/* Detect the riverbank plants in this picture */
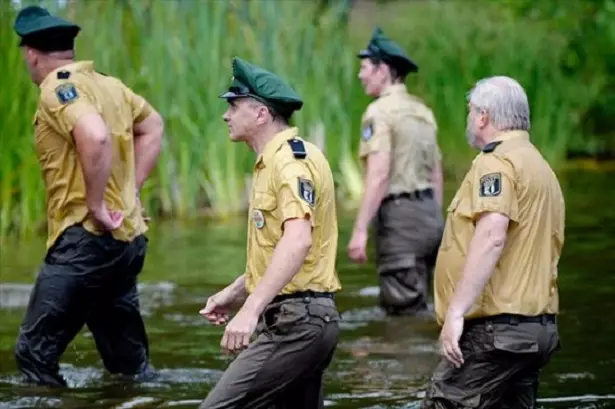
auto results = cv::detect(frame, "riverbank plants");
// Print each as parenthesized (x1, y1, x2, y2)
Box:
(0, 0, 602, 242)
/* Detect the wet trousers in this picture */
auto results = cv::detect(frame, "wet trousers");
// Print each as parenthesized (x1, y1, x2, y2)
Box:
(199, 295, 340, 409)
(374, 191, 443, 315)
(421, 314, 561, 409)
(14, 224, 151, 387)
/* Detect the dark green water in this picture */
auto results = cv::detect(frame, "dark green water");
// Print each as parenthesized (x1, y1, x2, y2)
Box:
(1, 170, 614, 408)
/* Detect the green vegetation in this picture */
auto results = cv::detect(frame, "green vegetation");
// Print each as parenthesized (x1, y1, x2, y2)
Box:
(0, 0, 611, 242)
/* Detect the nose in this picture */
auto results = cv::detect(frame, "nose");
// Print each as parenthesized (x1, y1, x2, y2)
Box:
(222, 111, 230, 122)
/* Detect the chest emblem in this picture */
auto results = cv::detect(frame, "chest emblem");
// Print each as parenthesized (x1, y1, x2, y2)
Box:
(252, 209, 265, 229)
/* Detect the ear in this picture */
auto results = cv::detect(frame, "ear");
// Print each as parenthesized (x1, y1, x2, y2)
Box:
(254, 104, 269, 126)
(26, 47, 38, 65)
(478, 110, 489, 129)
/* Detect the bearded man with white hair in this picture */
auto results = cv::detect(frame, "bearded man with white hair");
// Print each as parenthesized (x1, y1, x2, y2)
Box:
(421, 76, 565, 409)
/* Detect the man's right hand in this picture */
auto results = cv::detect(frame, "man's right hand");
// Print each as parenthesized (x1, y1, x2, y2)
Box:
(199, 289, 237, 325)
(90, 203, 124, 231)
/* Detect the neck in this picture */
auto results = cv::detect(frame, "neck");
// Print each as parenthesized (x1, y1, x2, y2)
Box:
(37, 58, 74, 85)
(247, 123, 290, 155)
(377, 80, 400, 97)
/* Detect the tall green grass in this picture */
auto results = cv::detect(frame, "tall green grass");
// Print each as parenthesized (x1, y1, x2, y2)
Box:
(0, 0, 602, 242)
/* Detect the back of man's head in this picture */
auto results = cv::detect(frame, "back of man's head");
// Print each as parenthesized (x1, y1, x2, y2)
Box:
(467, 76, 531, 132)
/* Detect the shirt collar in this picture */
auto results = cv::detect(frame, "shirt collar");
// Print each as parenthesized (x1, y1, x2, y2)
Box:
(39, 60, 94, 90)
(380, 83, 407, 98)
(255, 127, 299, 169)
(492, 130, 530, 143)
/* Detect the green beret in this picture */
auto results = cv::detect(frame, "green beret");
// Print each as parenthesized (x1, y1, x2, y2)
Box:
(13, 5, 80, 51)
(220, 57, 303, 119)
(358, 27, 418, 75)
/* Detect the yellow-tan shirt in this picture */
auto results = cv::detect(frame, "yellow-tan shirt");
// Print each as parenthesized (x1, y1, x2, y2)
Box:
(35, 61, 153, 250)
(434, 130, 565, 324)
(359, 83, 441, 195)
(245, 127, 342, 295)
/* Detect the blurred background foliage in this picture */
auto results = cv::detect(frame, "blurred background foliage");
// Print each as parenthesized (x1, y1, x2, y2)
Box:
(1, 0, 613, 242)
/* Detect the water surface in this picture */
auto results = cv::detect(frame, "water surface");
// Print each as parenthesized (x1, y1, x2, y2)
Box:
(1, 170, 614, 408)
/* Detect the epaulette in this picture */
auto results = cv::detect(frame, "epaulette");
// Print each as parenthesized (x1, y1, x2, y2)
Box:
(482, 141, 502, 153)
(287, 139, 307, 159)
(56, 70, 70, 80)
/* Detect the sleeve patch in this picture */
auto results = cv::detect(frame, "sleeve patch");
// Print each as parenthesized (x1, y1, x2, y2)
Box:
(55, 83, 79, 104)
(361, 119, 373, 141)
(479, 172, 502, 197)
(298, 177, 316, 207)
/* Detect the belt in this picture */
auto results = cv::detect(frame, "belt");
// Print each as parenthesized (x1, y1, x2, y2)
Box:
(271, 290, 334, 304)
(382, 189, 433, 204)
(466, 313, 556, 326)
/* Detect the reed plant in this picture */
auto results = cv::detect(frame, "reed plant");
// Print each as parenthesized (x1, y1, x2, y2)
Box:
(0, 0, 602, 242)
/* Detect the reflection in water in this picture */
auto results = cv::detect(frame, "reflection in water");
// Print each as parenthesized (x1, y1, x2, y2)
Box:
(1, 171, 615, 408)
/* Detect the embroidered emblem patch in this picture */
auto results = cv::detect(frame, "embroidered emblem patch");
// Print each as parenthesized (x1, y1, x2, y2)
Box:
(55, 83, 79, 104)
(479, 172, 502, 197)
(361, 120, 373, 141)
(298, 177, 315, 207)
(252, 209, 265, 229)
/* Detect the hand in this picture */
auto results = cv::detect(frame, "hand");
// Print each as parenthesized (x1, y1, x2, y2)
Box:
(199, 288, 237, 325)
(439, 312, 465, 368)
(220, 307, 259, 354)
(347, 229, 368, 263)
(90, 203, 124, 231)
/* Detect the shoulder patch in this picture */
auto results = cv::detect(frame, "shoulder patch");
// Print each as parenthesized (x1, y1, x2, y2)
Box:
(287, 139, 307, 159)
(482, 141, 502, 153)
(298, 177, 315, 207)
(479, 172, 502, 197)
(361, 119, 373, 141)
(55, 83, 79, 105)
(56, 70, 71, 80)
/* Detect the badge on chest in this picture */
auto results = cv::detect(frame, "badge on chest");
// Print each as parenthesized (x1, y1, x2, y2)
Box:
(252, 209, 265, 229)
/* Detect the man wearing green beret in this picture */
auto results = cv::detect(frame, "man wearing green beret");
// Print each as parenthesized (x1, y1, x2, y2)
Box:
(198, 57, 342, 408)
(12, 5, 164, 386)
(347, 27, 444, 318)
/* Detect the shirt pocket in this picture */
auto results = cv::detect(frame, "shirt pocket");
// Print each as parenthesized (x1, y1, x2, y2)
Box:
(251, 191, 279, 248)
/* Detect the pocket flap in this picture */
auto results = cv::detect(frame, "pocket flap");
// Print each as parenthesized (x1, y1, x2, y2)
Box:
(253, 191, 277, 211)
(493, 324, 539, 353)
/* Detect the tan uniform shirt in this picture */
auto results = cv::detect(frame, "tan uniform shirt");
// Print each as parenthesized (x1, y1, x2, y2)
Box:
(434, 130, 565, 324)
(245, 127, 342, 295)
(359, 83, 441, 195)
(35, 61, 153, 250)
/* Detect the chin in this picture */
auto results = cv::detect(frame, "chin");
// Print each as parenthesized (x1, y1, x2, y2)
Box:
(228, 133, 243, 142)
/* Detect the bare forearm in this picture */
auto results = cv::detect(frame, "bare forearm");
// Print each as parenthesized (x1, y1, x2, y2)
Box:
(228, 274, 248, 299)
(134, 134, 162, 190)
(447, 234, 505, 318)
(354, 175, 388, 233)
(80, 137, 112, 210)
(242, 235, 310, 315)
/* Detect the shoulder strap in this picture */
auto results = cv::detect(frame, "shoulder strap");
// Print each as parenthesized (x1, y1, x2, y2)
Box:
(287, 139, 307, 159)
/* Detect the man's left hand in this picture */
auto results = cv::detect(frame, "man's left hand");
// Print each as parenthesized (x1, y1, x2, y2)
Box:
(439, 312, 465, 368)
(220, 307, 259, 353)
(347, 229, 368, 263)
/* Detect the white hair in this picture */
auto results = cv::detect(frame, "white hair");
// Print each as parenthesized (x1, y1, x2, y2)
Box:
(467, 76, 530, 131)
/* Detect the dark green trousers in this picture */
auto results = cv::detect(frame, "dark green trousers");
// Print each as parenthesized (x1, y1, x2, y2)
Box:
(375, 192, 443, 315)
(199, 296, 340, 409)
(421, 314, 561, 409)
